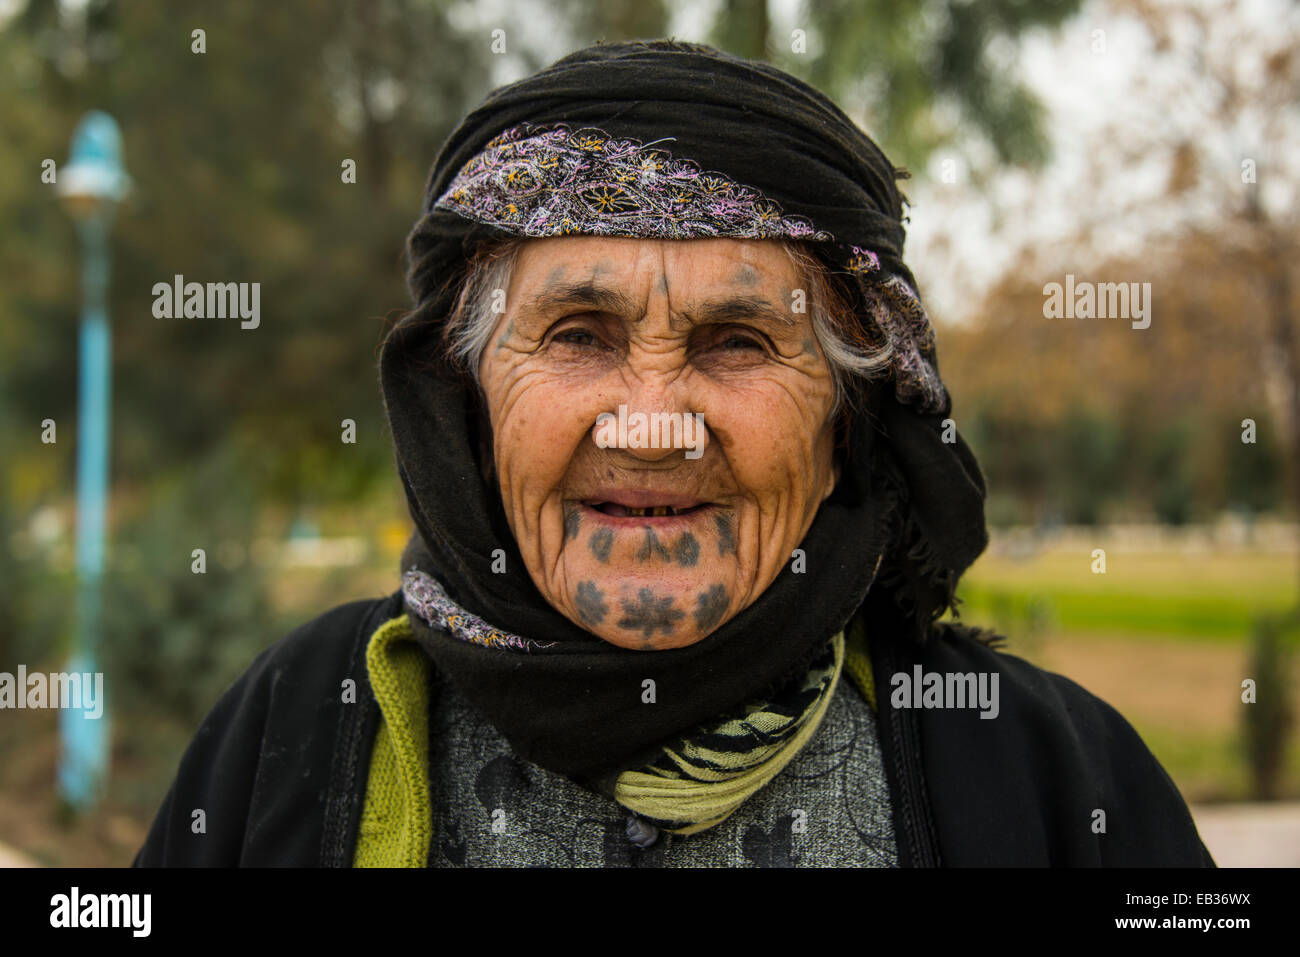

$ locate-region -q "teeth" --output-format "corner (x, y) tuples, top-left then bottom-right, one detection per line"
(626, 506), (677, 517)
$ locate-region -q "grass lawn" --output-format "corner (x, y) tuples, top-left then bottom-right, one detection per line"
(957, 548), (1295, 643)
(953, 540), (1300, 801)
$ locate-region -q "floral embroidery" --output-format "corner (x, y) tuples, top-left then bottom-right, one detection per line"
(433, 123), (832, 242)
(403, 568), (558, 653)
(846, 244), (881, 275)
(434, 121), (947, 413)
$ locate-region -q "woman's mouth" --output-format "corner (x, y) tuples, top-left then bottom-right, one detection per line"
(589, 502), (709, 518)
(576, 491), (719, 529)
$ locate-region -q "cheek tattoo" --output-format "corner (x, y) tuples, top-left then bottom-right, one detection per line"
(715, 513), (737, 556)
(589, 527), (614, 562)
(575, 580), (608, 625)
(694, 584), (729, 632)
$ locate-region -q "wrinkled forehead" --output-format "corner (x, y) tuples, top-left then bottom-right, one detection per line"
(509, 235), (803, 298)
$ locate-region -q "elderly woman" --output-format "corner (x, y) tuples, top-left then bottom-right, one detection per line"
(135, 40), (1212, 867)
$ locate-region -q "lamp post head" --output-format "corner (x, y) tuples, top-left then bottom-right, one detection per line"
(58, 110), (130, 221)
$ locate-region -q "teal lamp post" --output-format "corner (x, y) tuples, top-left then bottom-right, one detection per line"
(55, 111), (129, 811)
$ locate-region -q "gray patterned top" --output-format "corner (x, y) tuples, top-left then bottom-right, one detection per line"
(426, 669), (899, 867)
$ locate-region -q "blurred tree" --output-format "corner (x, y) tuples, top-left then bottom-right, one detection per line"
(0, 410), (20, 669)
(1130, 0), (1300, 583)
(100, 442), (279, 726)
(715, 0), (1084, 170)
(1243, 612), (1296, 800)
(1146, 419), (1195, 526)
(1033, 0), (1300, 562)
(713, 0), (770, 67)
(1225, 412), (1282, 515)
(968, 408), (1051, 524)
(1057, 411), (1125, 525)
(3, 0), (495, 511)
(557, 0), (669, 43)
(943, 237), (1291, 528)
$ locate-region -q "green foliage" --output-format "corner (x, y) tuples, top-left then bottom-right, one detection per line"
(4, 0), (493, 494)
(1057, 412), (1124, 525)
(556, 0), (669, 45)
(963, 401), (1286, 527)
(962, 409), (1049, 516)
(99, 445), (280, 726)
(1226, 413), (1282, 514)
(1145, 420), (1196, 526)
(962, 407), (1130, 525)
(758, 0), (1084, 171)
(712, 0), (770, 63)
(0, 460), (25, 670)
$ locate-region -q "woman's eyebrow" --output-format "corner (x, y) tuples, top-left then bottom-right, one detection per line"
(679, 296), (796, 328)
(520, 281), (795, 329)
(519, 281), (639, 318)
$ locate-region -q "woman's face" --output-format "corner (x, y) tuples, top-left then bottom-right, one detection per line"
(478, 236), (839, 650)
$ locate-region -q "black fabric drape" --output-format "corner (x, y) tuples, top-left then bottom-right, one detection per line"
(379, 40), (989, 781)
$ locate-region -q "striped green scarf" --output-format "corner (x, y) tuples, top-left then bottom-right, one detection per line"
(614, 632), (844, 835)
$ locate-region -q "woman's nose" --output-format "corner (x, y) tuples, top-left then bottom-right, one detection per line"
(591, 369), (709, 462)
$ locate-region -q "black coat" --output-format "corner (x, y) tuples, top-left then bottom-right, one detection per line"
(133, 590), (1215, 867)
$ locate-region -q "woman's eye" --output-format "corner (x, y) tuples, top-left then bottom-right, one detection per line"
(716, 332), (765, 352)
(553, 327), (600, 347)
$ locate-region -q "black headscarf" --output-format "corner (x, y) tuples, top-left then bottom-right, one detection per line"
(379, 40), (988, 783)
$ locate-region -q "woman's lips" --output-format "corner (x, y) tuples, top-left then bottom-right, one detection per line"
(591, 502), (707, 518)
(579, 501), (717, 528)
(582, 489), (707, 510)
